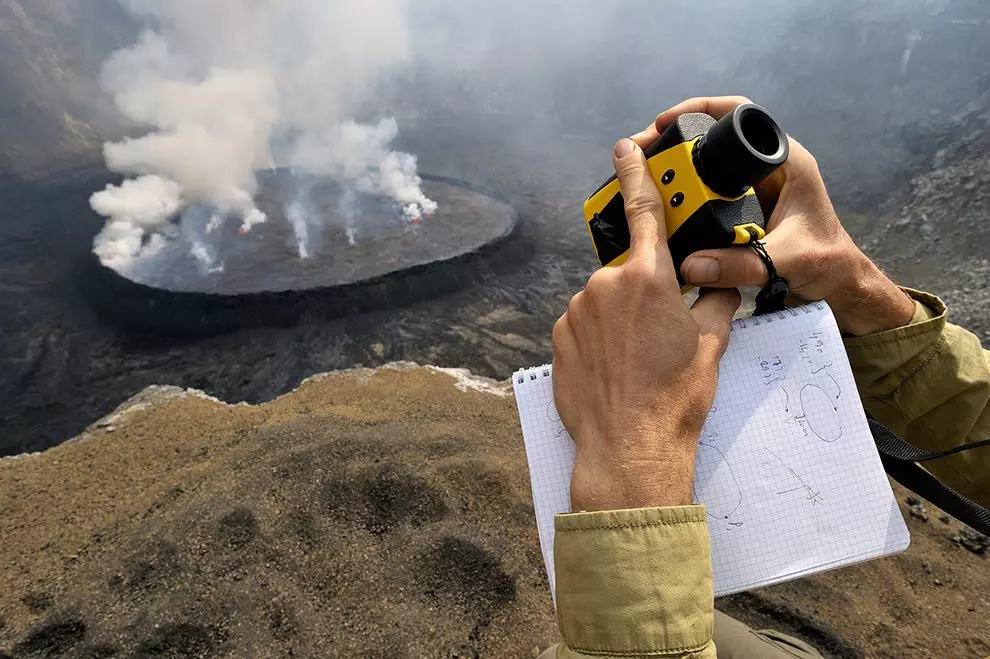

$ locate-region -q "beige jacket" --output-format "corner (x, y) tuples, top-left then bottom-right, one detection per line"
(552, 290), (989, 658)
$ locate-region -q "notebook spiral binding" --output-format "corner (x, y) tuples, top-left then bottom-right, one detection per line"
(730, 302), (826, 331)
(515, 364), (553, 385)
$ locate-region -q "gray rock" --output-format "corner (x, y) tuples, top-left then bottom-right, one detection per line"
(953, 528), (989, 555)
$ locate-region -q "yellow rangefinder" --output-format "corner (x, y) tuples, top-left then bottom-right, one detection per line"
(584, 103), (788, 279)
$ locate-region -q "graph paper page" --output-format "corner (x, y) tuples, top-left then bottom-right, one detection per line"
(513, 303), (909, 600)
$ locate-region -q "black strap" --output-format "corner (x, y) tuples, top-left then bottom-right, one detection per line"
(869, 415), (990, 536)
(751, 240), (789, 316)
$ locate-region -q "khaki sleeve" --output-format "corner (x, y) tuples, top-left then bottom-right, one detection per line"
(844, 288), (990, 507)
(551, 506), (716, 659)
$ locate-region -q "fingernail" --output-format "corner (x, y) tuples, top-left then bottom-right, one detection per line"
(686, 258), (720, 284)
(614, 138), (635, 159)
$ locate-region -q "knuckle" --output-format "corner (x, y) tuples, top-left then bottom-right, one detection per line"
(585, 267), (616, 294)
(744, 253), (769, 284)
(616, 155), (646, 178)
(566, 291), (585, 317)
(697, 331), (726, 361)
(790, 138), (820, 172)
(552, 315), (569, 347)
(622, 193), (662, 220)
(620, 259), (655, 284)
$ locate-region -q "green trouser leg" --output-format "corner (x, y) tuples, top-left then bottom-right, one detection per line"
(712, 610), (825, 659)
(538, 611), (824, 658)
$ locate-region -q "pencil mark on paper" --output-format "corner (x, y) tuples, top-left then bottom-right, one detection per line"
(707, 404), (719, 422)
(759, 355), (786, 386)
(780, 387), (791, 414)
(694, 440), (743, 525)
(774, 362), (843, 443)
(799, 332), (832, 374)
(799, 384), (843, 443)
(823, 369), (841, 400)
(763, 448), (826, 531)
(546, 399), (561, 424)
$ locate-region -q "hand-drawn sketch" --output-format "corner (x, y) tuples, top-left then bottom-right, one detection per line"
(762, 448), (826, 532)
(822, 369), (841, 399)
(694, 436), (744, 528)
(764, 332), (845, 443)
(799, 383), (843, 443)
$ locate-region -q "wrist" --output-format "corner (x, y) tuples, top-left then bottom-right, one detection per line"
(570, 447), (697, 512)
(829, 255), (914, 336)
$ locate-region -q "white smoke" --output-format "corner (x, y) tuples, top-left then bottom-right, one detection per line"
(286, 200), (311, 260)
(290, 118), (438, 222)
(91, 0), (436, 275)
(91, 175), (182, 270)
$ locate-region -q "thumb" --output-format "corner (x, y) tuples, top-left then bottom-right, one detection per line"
(690, 288), (742, 360)
(680, 231), (786, 288)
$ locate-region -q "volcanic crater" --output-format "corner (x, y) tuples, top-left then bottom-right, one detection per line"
(83, 171), (524, 336)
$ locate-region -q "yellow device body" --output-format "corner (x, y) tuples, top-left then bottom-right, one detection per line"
(582, 106), (790, 287)
(584, 138), (764, 268)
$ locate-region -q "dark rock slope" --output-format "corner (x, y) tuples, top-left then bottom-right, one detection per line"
(863, 123), (990, 343)
(0, 0), (130, 176)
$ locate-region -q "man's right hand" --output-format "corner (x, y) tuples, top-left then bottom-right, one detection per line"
(631, 96), (915, 337)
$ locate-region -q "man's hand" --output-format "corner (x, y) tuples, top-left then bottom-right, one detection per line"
(553, 138), (741, 513)
(632, 96), (915, 337)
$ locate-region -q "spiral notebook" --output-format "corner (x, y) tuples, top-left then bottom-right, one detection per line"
(514, 303), (910, 600)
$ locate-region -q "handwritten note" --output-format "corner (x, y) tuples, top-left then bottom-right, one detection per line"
(514, 303), (910, 601)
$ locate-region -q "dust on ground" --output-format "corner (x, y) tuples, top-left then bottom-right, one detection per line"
(1, 365), (987, 658)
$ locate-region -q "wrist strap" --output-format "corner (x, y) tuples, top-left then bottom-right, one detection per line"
(751, 240), (789, 315)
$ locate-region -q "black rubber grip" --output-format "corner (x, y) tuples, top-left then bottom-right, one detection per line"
(693, 103), (788, 198)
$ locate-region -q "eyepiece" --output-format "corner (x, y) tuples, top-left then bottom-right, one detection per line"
(693, 103), (788, 198)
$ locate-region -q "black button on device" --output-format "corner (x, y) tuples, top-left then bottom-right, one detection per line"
(661, 169), (675, 185)
(670, 192), (685, 207)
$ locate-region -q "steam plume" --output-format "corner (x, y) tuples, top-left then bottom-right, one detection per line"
(91, 0), (434, 274)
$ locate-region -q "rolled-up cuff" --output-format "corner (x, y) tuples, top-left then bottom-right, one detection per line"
(554, 506), (714, 656)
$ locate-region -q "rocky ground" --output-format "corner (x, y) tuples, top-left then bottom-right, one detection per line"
(0, 365), (987, 659)
(861, 122), (990, 343)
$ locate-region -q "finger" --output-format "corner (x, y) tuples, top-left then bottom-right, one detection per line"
(680, 231), (787, 288)
(613, 139), (667, 266)
(630, 122), (661, 150)
(690, 288), (742, 359)
(655, 95), (752, 134)
(752, 136), (801, 209)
